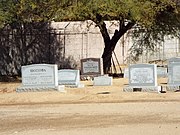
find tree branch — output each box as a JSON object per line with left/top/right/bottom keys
{"left": 92, "top": 14, "right": 110, "bottom": 45}
{"left": 112, "top": 21, "right": 135, "bottom": 43}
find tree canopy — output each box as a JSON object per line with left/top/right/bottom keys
{"left": 1, "top": 0, "right": 180, "bottom": 73}
{"left": 54, "top": 0, "right": 180, "bottom": 72}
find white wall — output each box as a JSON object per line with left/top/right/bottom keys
{"left": 50, "top": 21, "right": 180, "bottom": 68}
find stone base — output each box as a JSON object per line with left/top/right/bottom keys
{"left": 123, "top": 86, "right": 162, "bottom": 93}
{"left": 165, "top": 85, "right": 180, "bottom": 92}
{"left": 16, "top": 85, "right": 65, "bottom": 93}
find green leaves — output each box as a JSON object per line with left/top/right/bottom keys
{"left": 0, "top": 0, "right": 179, "bottom": 29}
{"left": 0, "top": 0, "right": 69, "bottom": 27}
{"left": 0, "top": 0, "right": 180, "bottom": 53}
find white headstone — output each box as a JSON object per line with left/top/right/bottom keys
{"left": 124, "top": 66, "right": 168, "bottom": 78}
{"left": 16, "top": 64, "right": 65, "bottom": 92}
{"left": 165, "top": 57, "right": 180, "bottom": 91}
{"left": 93, "top": 76, "right": 113, "bottom": 86}
{"left": 58, "top": 69, "right": 84, "bottom": 87}
{"left": 129, "top": 64, "right": 157, "bottom": 87}
{"left": 168, "top": 57, "right": 180, "bottom": 84}
{"left": 123, "top": 64, "right": 161, "bottom": 92}
{"left": 168, "top": 62, "right": 180, "bottom": 85}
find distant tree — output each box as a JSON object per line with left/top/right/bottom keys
{"left": 54, "top": 0, "right": 180, "bottom": 73}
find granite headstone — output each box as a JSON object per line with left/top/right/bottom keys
{"left": 123, "top": 64, "right": 161, "bottom": 92}
{"left": 16, "top": 64, "right": 65, "bottom": 92}
{"left": 58, "top": 69, "right": 84, "bottom": 88}
{"left": 80, "top": 58, "right": 103, "bottom": 80}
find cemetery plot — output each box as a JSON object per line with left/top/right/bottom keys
{"left": 169, "top": 63, "right": 180, "bottom": 85}
{"left": 167, "top": 57, "right": 180, "bottom": 84}
{"left": 129, "top": 64, "right": 157, "bottom": 87}
{"left": 166, "top": 60, "right": 180, "bottom": 91}
{"left": 58, "top": 69, "right": 84, "bottom": 88}
{"left": 124, "top": 66, "right": 168, "bottom": 78}
{"left": 123, "top": 64, "right": 161, "bottom": 92}
{"left": 93, "top": 75, "right": 113, "bottom": 86}
{"left": 16, "top": 64, "right": 65, "bottom": 92}
{"left": 80, "top": 58, "right": 103, "bottom": 79}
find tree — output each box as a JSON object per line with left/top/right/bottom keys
{"left": 1, "top": 0, "right": 180, "bottom": 74}
{"left": 1, "top": 0, "right": 83, "bottom": 77}
{"left": 0, "top": 0, "right": 15, "bottom": 28}
{"left": 0, "top": 0, "right": 72, "bottom": 76}
{"left": 130, "top": 0, "right": 180, "bottom": 61}
{"left": 54, "top": 0, "right": 180, "bottom": 74}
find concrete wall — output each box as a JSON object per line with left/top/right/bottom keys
{"left": 50, "top": 21, "right": 180, "bottom": 69}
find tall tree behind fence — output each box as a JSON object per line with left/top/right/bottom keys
{"left": 0, "top": 22, "right": 70, "bottom": 76}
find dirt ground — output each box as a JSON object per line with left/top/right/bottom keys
{"left": 0, "top": 78, "right": 180, "bottom": 135}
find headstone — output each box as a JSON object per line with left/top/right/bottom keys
{"left": 123, "top": 64, "right": 161, "bottom": 92}
{"left": 80, "top": 58, "right": 103, "bottom": 80}
{"left": 167, "top": 57, "right": 180, "bottom": 82}
{"left": 16, "top": 64, "right": 65, "bottom": 92}
{"left": 166, "top": 58, "right": 180, "bottom": 91}
{"left": 124, "top": 66, "right": 168, "bottom": 78}
{"left": 157, "top": 67, "right": 168, "bottom": 78}
{"left": 93, "top": 75, "right": 113, "bottom": 86}
{"left": 58, "top": 69, "right": 84, "bottom": 88}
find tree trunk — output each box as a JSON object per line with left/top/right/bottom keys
{"left": 102, "top": 41, "right": 117, "bottom": 74}
{"left": 93, "top": 15, "right": 135, "bottom": 74}
{"left": 100, "top": 22, "right": 135, "bottom": 74}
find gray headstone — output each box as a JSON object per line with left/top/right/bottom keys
{"left": 123, "top": 64, "right": 161, "bottom": 92}
{"left": 124, "top": 66, "right": 168, "bottom": 78}
{"left": 168, "top": 57, "right": 180, "bottom": 84}
{"left": 80, "top": 58, "right": 103, "bottom": 79}
{"left": 168, "top": 62, "right": 180, "bottom": 85}
{"left": 93, "top": 76, "right": 113, "bottom": 86}
{"left": 16, "top": 64, "right": 65, "bottom": 92}
{"left": 129, "top": 64, "right": 157, "bottom": 87}
{"left": 166, "top": 58, "right": 180, "bottom": 91}
{"left": 58, "top": 69, "right": 84, "bottom": 88}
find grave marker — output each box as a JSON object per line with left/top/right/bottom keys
{"left": 58, "top": 69, "right": 84, "bottom": 88}
{"left": 166, "top": 59, "right": 180, "bottom": 91}
{"left": 80, "top": 58, "right": 103, "bottom": 80}
{"left": 93, "top": 75, "right": 113, "bottom": 86}
{"left": 124, "top": 66, "right": 168, "bottom": 78}
{"left": 16, "top": 64, "right": 65, "bottom": 92}
{"left": 123, "top": 64, "right": 161, "bottom": 92}
{"left": 167, "top": 57, "right": 180, "bottom": 82}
